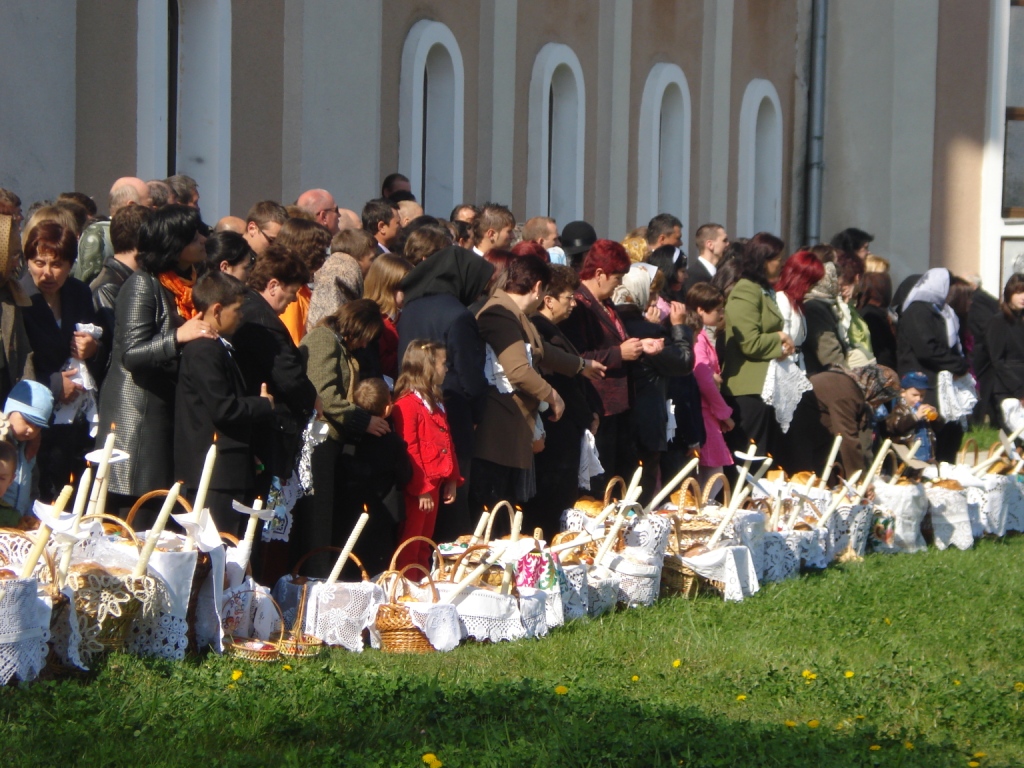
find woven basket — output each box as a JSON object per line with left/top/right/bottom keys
{"left": 957, "top": 437, "right": 979, "bottom": 467}
{"left": 272, "top": 582, "right": 324, "bottom": 659}
{"left": 375, "top": 564, "right": 439, "bottom": 654}
{"left": 660, "top": 555, "right": 700, "bottom": 599}
{"left": 224, "top": 589, "right": 284, "bottom": 663}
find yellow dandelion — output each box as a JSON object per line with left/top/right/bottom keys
{"left": 631, "top": 675, "right": 639, "bottom": 682}
{"left": 227, "top": 683, "right": 235, "bottom": 689}
{"left": 802, "top": 669, "right": 813, "bottom": 678}
{"left": 1015, "top": 682, "right": 1024, "bottom": 692}
{"left": 422, "top": 755, "right": 437, "bottom": 765}
{"left": 807, "top": 719, "right": 820, "bottom": 729}
{"left": 869, "top": 745, "right": 881, "bottom": 751}
{"left": 672, "top": 659, "right": 681, "bottom": 668}
{"left": 231, "top": 670, "right": 242, "bottom": 681}
{"left": 969, "top": 762, "right": 981, "bottom": 768}
{"left": 282, "top": 664, "right": 292, "bottom": 671}
{"left": 855, "top": 714, "right": 865, "bottom": 719}
{"left": 954, "top": 680, "right": 962, "bottom": 686}
{"left": 844, "top": 670, "right": 855, "bottom": 678}
{"left": 974, "top": 752, "right": 988, "bottom": 758}
{"left": 808, "top": 672, "right": 817, "bottom": 680}
{"left": 736, "top": 694, "right": 747, "bottom": 701}
{"left": 884, "top": 617, "right": 891, "bottom": 625}
{"left": 784, "top": 720, "right": 797, "bottom": 727}
{"left": 835, "top": 723, "right": 844, "bottom": 730}
{"left": 429, "top": 761, "right": 443, "bottom": 768}
{"left": 904, "top": 741, "right": 914, "bottom": 750}
{"left": 554, "top": 685, "right": 569, "bottom": 695}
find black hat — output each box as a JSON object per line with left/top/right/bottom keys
{"left": 560, "top": 220, "right": 597, "bottom": 258}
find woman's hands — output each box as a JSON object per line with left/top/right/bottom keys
{"left": 176, "top": 316, "right": 217, "bottom": 345}
{"left": 70, "top": 331, "right": 98, "bottom": 360}
{"left": 59, "top": 368, "right": 83, "bottom": 404}
{"left": 546, "top": 389, "right": 566, "bottom": 422}
{"left": 580, "top": 358, "right": 608, "bottom": 380}
{"left": 777, "top": 331, "right": 795, "bottom": 359}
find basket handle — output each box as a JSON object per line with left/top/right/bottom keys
{"left": 447, "top": 544, "right": 495, "bottom": 586}
{"left": 387, "top": 536, "right": 447, "bottom": 580}
{"left": 223, "top": 588, "right": 285, "bottom": 648}
{"left": 0, "top": 527, "right": 60, "bottom": 598}
{"left": 482, "top": 500, "right": 515, "bottom": 543}
{"left": 381, "top": 564, "right": 440, "bottom": 604}
{"left": 80, "top": 514, "right": 141, "bottom": 550}
{"left": 602, "top": 475, "right": 626, "bottom": 506}
{"left": 677, "top": 476, "right": 703, "bottom": 514}
{"left": 125, "top": 489, "right": 193, "bottom": 527}
{"left": 958, "top": 437, "right": 978, "bottom": 466}
{"left": 702, "top": 472, "right": 731, "bottom": 507}
{"left": 291, "top": 546, "right": 369, "bottom": 582}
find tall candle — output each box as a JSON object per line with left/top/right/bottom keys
{"left": 819, "top": 434, "right": 843, "bottom": 487}
{"left": 442, "top": 541, "right": 511, "bottom": 603}
{"left": 325, "top": 511, "right": 370, "bottom": 585}
{"left": 751, "top": 455, "right": 775, "bottom": 484}
{"left": 500, "top": 509, "right": 523, "bottom": 595}
{"left": 233, "top": 498, "right": 264, "bottom": 576}
{"left": 816, "top": 469, "right": 863, "bottom": 529}
{"left": 93, "top": 475, "right": 110, "bottom": 518}
{"left": 706, "top": 487, "right": 751, "bottom": 549}
{"left": 858, "top": 438, "right": 892, "bottom": 495}
{"left": 644, "top": 456, "right": 700, "bottom": 513}
{"left": 593, "top": 508, "right": 631, "bottom": 567}
{"left": 185, "top": 443, "right": 218, "bottom": 551}
{"left": 624, "top": 464, "right": 643, "bottom": 503}
{"left": 133, "top": 483, "right": 181, "bottom": 578}
{"left": 19, "top": 485, "right": 74, "bottom": 579}
{"left": 57, "top": 468, "right": 94, "bottom": 585}
{"left": 85, "top": 431, "right": 117, "bottom": 517}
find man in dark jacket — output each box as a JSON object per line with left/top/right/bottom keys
{"left": 91, "top": 205, "right": 150, "bottom": 367}
{"left": 397, "top": 246, "right": 494, "bottom": 541}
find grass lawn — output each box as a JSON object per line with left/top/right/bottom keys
{"left": 4, "top": 537, "right": 1024, "bottom": 767}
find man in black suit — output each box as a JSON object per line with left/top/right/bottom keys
{"left": 362, "top": 198, "right": 401, "bottom": 254}
{"left": 682, "top": 222, "right": 729, "bottom": 298}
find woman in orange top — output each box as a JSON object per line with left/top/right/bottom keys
{"left": 275, "top": 218, "right": 331, "bottom": 345}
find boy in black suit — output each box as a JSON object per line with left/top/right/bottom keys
{"left": 175, "top": 273, "right": 275, "bottom": 536}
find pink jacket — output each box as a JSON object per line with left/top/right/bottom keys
{"left": 693, "top": 329, "right": 734, "bottom": 467}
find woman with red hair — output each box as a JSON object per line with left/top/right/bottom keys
{"left": 562, "top": 239, "right": 655, "bottom": 486}
{"left": 774, "top": 250, "right": 824, "bottom": 372}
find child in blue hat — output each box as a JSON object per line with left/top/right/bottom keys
{"left": 2, "top": 380, "right": 55, "bottom": 513}
{"left": 884, "top": 372, "right": 938, "bottom": 463}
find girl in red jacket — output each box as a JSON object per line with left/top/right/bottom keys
{"left": 392, "top": 340, "right": 462, "bottom": 569}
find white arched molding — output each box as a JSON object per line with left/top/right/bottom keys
{"left": 399, "top": 20, "right": 464, "bottom": 218}
{"left": 136, "top": 0, "right": 169, "bottom": 180}
{"left": 176, "top": 0, "right": 232, "bottom": 220}
{"left": 527, "top": 43, "right": 585, "bottom": 225}
{"left": 736, "top": 78, "right": 783, "bottom": 238}
{"left": 637, "top": 63, "right": 692, "bottom": 236}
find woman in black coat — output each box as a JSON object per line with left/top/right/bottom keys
{"left": 22, "top": 221, "right": 106, "bottom": 499}
{"left": 896, "top": 269, "right": 969, "bottom": 463}
{"left": 97, "top": 206, "right": 214, "bottom": 509}
{"left": 986, "top": 274, "right": 1024, "bottom": 432}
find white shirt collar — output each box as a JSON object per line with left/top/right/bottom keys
{"left": 698, "top": 255, "right": 717, "bottom": 277}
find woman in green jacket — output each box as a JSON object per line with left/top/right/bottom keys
{"left": 720, "top": 233, "right": 794, "bottom": 457}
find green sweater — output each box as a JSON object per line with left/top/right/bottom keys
{"left": 721, "top": 279, "right": 785, "bottom": 397}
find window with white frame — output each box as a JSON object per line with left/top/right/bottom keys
{"left": 399, "top": 20, "right": 464, "bottom": 218}
{"left": 527, "top": 44, "right": 585, "bottom": 226}
{"left": 736, "top": 79, "right": 783, "bottom": 237}
{"left": 637, "top": 64, "right": 692, "bottom": 235}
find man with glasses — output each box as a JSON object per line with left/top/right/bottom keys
{"left": 244, "top": 200, "right": 288, "bottom": 256}
{"left": 296, "top": 188, "right": 342, "bottom": 235}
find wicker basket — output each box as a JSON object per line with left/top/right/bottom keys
{"left": 375, "top": 564, "right": 440, "bottom": 654}
{"left": 272, "top": 582, "right": 324, "bottom": 659}
{"left": 224, "top": 589, "right": 284, "bottom": 663}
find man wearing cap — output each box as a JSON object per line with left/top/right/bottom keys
{"left": 560, "top": 220, "right": 597, "bottom": 271}
{"left": 2, "top": 379, "right": 54, "bottom": 512}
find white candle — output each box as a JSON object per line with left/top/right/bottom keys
{"left": 816, "top": 469, "right": 863, "bottom": 529}
{"left": 499, "top": 509, "right": 523, "bottom": 595}
{"left": 442, "top": 541, "right": 511, "bottom": 603}
{"left": 624, "top": 464, "right": 643, "bottom": 503}
{"left": 185, "top": 443, "right": 218, "bottom": 551}
{"left": 706, "top": 488, "right": 751, "bottom": 549}
{"left": 467, "top": 510, "right": 489, "bottom": 547}
{"left": 133, "top": 483, "right": 182, "bottom": 578}
{"left": 325, "top": 511, "right": 370, "bottom": 585}
{"left": 233, "top": 498, "right": 265, "bottom": 575}
{"left": 85, "top": 431, "right": 117, "bottom": 517}
{"left": 93, "top": 475, "right": 110, "bottom": 518}
{"left": 858, "top": 438, "right": 892, "bottom": 495}
{"left": 57, "top": 468, "right": 94, "bottom": 584}
{"left": 751, "top": 455, "right": 774, "bottom": 483}
{"left": 593, "top": 508, "right": 630, "bottom": 567}
{"left": 20, "top": 485, "right": 74, "bottom": 579}
{"left": 644, "top": 456, "right": 700, "bottom": 513}
{"left": 819, "top": 435, "right": 843, "bottom": 487}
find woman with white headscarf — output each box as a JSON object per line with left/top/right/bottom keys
{"left": 896, "top": 268, "right": 969, "bottom": 462}
{"left": 613, "top": 263, "right": 693, "bottom": 505}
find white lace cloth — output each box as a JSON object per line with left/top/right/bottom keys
{"left": 729, "top": 511, "right": 766, "bottom": 579}
{"left": 559, "top": 564, "right": 588, "bottom": 620}
{"left": 761, "top": 532, "right": 800, "bottom": 582}
{"left": 0, "top": 577, "right": 51, "bottom": 684}
{"left": 937, "top": 371, "right": 978, "bottom": 427}
{"left": 825, "top": 504, "right": 874, "bottom": 557}
{"left": 578, "top": 430, "right": 604, "bottom": 490}
{"left": 517, "top": 587, "right": 549, "bottom": 639}
{"left": 761, "top": 357, "right": 813, "bottom": 433}
{"left": 48, "top": 586, "right": 86, "bottom": 671}
{"left": 305, "top": 581, "right": 385, "bottom": 651}
{"left": 967, "top": 475, "right": 1024, "bottom": 536}
{"left": 680, "top": 546, "right": 760, "bottom": 602}
{"left": 870, "top": 482, "right": 929, "bottom": 554}
{"left": 604, "top": 553, "right": 661, "bottom": 608}
{"left": 585, "top": 567, "right": 620, "bottom": 617}
{"left": 783, "top": 528, "right": 831, "bottom": 570}
{"left": 433, "top": 583, "right": 528, "bottom": 643}
{"left": 925, "top": 486, "right": 975, "bottom": 551}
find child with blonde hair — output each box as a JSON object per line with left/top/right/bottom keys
{"left": 391, "top": 340, "right": 462, "bottom": 568}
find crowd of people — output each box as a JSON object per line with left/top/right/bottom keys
{"left": 0, "top": 172, "right": 1019, "bottom": 579}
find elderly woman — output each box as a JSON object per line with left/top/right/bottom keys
{"left": 897, "top": 268, "right": 970, "bottom": 463}
{"left": 612, "top": 263, "right": 693, "bottom": 506}
{"left": 721, "top": 233, "right": 792, "bottom": 457}
{"left": 97, "top": 205, "right": 213, "bottom": 508}
{"left": 472, "top": 254, "right": 603, "bottom": 514}
{"left": 299, "top": 299, "right": 386, "bottom": 575}
{"left": 21, "top": 221, "right": 105, "bottom": 498}
{"left": 276, "top": 218, "right": 332, "bottom": 346}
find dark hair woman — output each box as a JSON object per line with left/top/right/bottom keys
{"left": 206, "top": 230, "right": 256, "bottom": 282}
{"left": 857, "top": 271, "right": 897, "bottom": 369}
{"left": 986, "top": 274, "right": 1024, "bottom": 433}
{"left": 96, "top": 205, "right": 213, "bottom": 507}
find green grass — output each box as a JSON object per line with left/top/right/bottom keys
{"left": 4, "top": 537, "right": 1024, "bottom": 767}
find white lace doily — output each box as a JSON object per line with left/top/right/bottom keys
{"left": 871, "top": 482, "right": 929, "bottom": 554}
{"left": 305, "top": 581, "right": 385, "bottom": 652}
{"left": 680, "top": 546, "right": 760, "bottom": 602}
{"left": 0, "top": 577, "right": 51, "bottom": 684}
{"left": 825, "top": 504, "right": 874, "bottom": 557}
{"left": 729, "top": 511, "right": 767, "bottom": 579}
{"left": 761, "top": 357, "right": 813, "bottom": 433}
{"left": 604, "top": 554, "right": 661, "bottom": 608}
{"left": 433, "top": 583, "right": 527, "bottom": 643}
{"left": 761, "top": 532, "right": 799, "bottom": 582}
{"left": 937, "top": 370, "right": 978, "bottom": 426}
{"left": 48, "top": 587, "right": 87, "bottom": 671}
{"left": 783, "top": 528, "right": 831, "bottom": 570}
{"left": 517, "top": 587, "right": 549, "bottom": 638}
{"left": 559, "top": 564, "right": 588, "bottom": 620}
{"left": 585, "top": 567, "right": 620, "bottom": 617}
{"left": 925, "top": 487, "right": 975, "bottom": 551}
{"left": 369, "top": 601, "right": 461, "bottom": 652}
